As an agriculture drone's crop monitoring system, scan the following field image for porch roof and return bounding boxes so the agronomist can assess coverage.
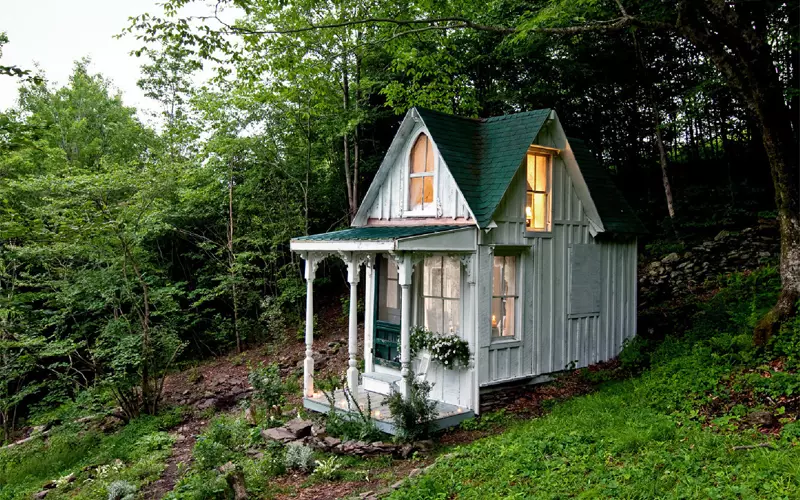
[290,225,476,252]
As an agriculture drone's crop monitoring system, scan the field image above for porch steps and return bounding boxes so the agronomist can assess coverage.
[361,372,401,395]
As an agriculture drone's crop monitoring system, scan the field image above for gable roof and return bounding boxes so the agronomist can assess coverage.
[353,107,645,235]
[567,138,647,235]
[415,107,551,228]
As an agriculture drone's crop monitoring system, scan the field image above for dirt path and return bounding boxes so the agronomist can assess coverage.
[142,418,208,499]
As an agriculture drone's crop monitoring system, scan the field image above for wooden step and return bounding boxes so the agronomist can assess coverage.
[362,372,401,395]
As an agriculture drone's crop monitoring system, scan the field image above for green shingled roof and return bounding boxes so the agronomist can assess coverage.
[416,107,551,228]
[292,225,464,242]
[568,138,647,234]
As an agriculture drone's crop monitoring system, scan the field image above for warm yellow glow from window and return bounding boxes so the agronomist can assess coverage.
[526,153,549,231]
[408,134,435,212]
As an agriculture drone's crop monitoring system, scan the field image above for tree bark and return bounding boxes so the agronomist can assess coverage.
[228,165,241,354]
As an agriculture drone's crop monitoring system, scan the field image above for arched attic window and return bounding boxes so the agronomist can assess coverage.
[407,133,435,213]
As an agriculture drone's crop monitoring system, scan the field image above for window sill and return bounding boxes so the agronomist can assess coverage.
[524,230,553,239]
[489,337,521,347]
[404,211,437,218]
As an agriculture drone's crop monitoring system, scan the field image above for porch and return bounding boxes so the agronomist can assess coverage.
[289,224,478,432]
[303,387,473,435]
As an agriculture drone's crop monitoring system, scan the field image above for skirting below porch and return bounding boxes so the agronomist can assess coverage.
[304,387,474,436]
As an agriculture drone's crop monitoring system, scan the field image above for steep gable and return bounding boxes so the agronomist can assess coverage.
[416,108,551,228]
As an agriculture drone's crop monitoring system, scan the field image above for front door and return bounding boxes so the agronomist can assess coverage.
[374,255,401,368]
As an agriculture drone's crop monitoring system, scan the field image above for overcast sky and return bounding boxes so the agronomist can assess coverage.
[0,0,176,119]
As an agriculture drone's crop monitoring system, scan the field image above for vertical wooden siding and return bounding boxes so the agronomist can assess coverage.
[479,129,638,386]
[366,124,472,221]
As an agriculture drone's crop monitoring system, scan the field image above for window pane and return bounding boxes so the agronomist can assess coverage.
[503,257,516,295]
[535,155,547,191]
[443,298,459,334]
[525,191,534,229]
[503,297,516,337]
[424,257,442,297]
[423,175,434,206]
[425,136,435,172]
[410,135,428,174]
[424,297,443,333]
[491,297,503,337]
[443,256,460,299]
[492,256,503,295]
[526,154,537,190]
[409,176,423,211]
[533,193,547,230]
[386,279,397,308]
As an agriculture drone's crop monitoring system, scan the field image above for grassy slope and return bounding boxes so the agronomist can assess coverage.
[0,410,181,499]
[392,268,800,499]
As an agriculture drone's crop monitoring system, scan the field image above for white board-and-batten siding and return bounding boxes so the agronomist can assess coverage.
[365,125,472,222]
[476,126,638,388]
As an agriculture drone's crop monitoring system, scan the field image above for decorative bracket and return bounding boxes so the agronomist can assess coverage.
[459,254,476,284]
[301,251,328,280]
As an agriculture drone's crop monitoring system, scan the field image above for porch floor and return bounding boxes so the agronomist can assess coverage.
[304,387,474,435]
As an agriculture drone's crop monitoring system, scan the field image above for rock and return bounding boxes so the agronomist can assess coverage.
[182,390,190,396]
[284,419,313,439]
[244,406,257,426]
[661,253,680,264]
[359,491,374,499]
[261,427,297,443]
[323,436,341,449]
[195,398,217,410]
[409,468,422,478]
[390,480,404,490]
[33,491,48,499]
[328,341,338,348]
[746,410,775,427]
[415,439,435,452]
[399,444,415,459]
[714,230,731,241]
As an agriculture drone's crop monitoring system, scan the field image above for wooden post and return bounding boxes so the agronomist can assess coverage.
[303,254,317,397]
[398,253,413,398]
[346,254,361,392]
[363,255,375,373]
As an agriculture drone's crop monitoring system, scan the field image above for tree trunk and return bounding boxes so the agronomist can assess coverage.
[342,64,356,221]
[228,166,241,354]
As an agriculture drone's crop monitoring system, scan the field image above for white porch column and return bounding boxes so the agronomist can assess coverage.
[303,254,318,397]
[398,253,413,398]
[346,254,361,392]
[363,255,375,373]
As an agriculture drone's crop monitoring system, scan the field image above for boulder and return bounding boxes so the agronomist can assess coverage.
[261,427,297,443]
[661,253,680,264]
[746,410,775,427]
[284,419,313,439]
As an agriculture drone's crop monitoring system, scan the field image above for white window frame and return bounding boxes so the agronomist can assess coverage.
[420,255,461,335]
[524,149,553,235]
[404,129,438,217]
[490,253,522,342]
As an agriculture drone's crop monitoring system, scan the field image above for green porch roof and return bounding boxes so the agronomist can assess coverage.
[416,108,551,228]
[292,225,465,242]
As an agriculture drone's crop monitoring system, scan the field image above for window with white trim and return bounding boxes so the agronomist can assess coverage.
[525,152,551,231]
[491,256,518,338]
[422,256,460,334]
[407,133,435,213]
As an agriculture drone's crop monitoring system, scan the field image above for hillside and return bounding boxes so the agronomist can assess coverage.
[1,225,797,499]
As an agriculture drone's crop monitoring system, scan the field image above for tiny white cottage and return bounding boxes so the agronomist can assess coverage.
[290,107,644,433]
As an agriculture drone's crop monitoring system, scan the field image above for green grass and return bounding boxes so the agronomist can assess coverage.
[392,268,800,499]
[0,409,183,499]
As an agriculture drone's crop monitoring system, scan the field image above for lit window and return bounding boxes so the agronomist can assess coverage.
[491,256,517,338]
[422,256,460,334]
[408,134,435,212]
[526,153,549,231]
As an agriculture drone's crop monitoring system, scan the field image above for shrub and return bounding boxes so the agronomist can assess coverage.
[248,362,285,417]
[312,456,342,480]
[618,336,652,373]
[284,443,315,472]
[107,480,137,500]
[323,389,384,442]
[385,373,438,442]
